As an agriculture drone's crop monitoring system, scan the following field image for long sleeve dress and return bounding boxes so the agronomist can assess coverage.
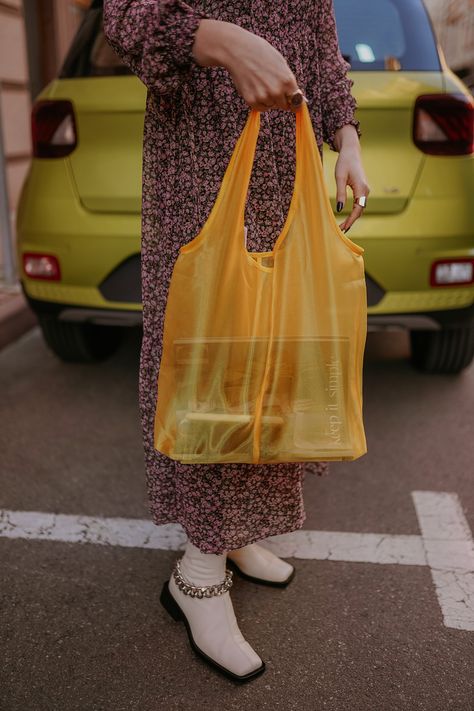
[103,0,362,554]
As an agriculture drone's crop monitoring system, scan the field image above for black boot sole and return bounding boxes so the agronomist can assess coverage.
[159,580,266,683]
[227,558,296,588]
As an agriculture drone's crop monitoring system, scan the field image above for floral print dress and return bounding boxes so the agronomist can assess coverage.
[103,0,362,554]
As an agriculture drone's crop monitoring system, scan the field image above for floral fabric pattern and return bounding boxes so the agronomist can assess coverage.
[103,0,361,554]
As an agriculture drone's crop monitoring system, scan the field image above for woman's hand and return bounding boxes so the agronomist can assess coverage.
[192,19,300,111]
[333,125,370,232]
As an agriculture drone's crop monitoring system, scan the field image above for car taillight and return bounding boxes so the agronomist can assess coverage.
[430,259,474,287]
[23,253,61,281]
[31,100,77,158]
[413,93,474,156]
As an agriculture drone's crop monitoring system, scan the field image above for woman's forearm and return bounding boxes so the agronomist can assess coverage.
[191,19,240,67]
[192,19,300,111]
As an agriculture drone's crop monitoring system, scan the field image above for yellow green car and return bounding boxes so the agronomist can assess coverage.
[17,0,474,373]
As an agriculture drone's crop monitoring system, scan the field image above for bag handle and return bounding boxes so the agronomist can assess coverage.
[180,102,325,255]
[204,103,315,238]
[224,104,307,234]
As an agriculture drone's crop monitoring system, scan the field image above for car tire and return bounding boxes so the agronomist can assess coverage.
[410,326,474,375]
[38,314,123,363]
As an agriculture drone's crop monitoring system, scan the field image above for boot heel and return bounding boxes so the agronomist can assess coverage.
[160,581,184,622]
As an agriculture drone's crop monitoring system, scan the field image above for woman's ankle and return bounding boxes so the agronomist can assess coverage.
[179,540,228,586]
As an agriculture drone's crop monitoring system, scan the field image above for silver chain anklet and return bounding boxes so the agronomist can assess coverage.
[172,558,233,598]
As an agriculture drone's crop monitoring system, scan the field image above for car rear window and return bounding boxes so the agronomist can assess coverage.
[334,0,441,71]
[59,2,132,79]
[60,0,441,79]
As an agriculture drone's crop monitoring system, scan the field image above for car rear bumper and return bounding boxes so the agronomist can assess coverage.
[17,157,474,333]
[22,288,142,327]
[367,302,474,331]
[23,288,474,331]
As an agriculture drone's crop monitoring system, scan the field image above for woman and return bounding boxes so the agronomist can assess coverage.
[103,0,370,682]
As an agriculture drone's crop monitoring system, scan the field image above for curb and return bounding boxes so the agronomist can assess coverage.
[0,291,37,352]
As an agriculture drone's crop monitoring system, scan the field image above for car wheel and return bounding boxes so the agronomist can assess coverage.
[410,326,474,375]
[38,314,123,363]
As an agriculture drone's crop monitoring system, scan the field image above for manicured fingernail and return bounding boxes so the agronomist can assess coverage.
[336,201,343,212]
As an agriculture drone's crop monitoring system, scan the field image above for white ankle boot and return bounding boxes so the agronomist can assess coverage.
[227,543,295,586]
[160,541,265,681]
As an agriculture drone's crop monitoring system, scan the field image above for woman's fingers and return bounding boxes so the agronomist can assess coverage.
[338,182,370,232]
[338,203,365,233]
[335,143,370,232]
[221,25,301,111]
[242,76,301,111]
[251,93,289,112]
[193,22,303,112]
[335,172,348,215]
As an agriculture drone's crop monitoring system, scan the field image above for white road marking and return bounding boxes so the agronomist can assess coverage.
[0,510,425,564]
[259,531,426,566]
[1,491,473,631]
[412,491,474,632]
[0,510,188,550]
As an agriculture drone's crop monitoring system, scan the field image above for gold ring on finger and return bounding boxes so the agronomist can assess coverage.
[285,89,306,110]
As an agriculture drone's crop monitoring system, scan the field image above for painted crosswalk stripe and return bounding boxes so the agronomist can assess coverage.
[1,490,473,631]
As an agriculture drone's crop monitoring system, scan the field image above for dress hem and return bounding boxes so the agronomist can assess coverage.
[148,509,308,555]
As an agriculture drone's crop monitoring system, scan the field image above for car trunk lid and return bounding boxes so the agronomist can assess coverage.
[325,71,445,214]
[43,76,145,214]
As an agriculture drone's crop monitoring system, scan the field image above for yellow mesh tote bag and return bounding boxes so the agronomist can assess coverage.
[154,102,368,464]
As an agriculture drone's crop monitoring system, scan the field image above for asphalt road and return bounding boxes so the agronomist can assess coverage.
[1,326,473,711]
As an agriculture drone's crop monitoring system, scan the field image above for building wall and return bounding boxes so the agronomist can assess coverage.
[0,0,89,211]
[0,0,89,276]
[0,0,31,214]
[424,0,474,75]
[49,0,89,84]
